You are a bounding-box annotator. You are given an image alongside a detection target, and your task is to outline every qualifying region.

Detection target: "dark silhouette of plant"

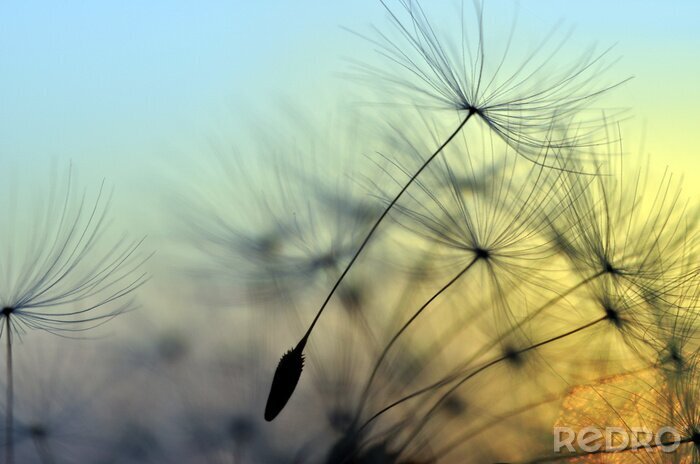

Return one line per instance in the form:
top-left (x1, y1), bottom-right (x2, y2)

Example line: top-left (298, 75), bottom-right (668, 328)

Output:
top-left (0, 167), bottom-right (147, 464)
top-left (151, 2), bottom-right (699, 463)
top-left (264, 0), bottom-right (629, 423)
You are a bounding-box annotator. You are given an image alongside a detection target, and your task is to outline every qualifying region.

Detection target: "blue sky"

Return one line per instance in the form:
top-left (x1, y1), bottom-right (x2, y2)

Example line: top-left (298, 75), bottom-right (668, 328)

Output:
top-left (1, 1), bottom-right (698, 187)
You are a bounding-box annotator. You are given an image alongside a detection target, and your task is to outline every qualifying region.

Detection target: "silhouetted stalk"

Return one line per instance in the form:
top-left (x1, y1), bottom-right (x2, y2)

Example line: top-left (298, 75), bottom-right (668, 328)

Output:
top-left (429, 367), bottom-right (654, 460)
top-left (395, 316), bottom-right (608, 458)
top-left (5, 316), bottom-right (13, 464)
top-left (265, 111), bottom-right (476, 421)
top-left (443, 270), bottom-right (608, 377)
top-left (358, 271), bottom-right (606, 431)
top-left (431, 393), bottom-right (563, 460)
top-left (353, 255), bottom-right (481, 423)
top-left (351, 251), bottom-right (440, 364)
top-left (301, 110), bottom-right (476, 342)
top-left (353, 392), bottom-right (565, 464)
top-left (383, 246), bottom-right (443, 341)
top-left (376, 279), bottom-right (493, 411)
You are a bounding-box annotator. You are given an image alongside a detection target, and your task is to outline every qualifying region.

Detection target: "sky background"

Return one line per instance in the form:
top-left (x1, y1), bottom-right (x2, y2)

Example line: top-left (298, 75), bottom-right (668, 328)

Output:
top-left (0, 0), bottom-right (698, 222)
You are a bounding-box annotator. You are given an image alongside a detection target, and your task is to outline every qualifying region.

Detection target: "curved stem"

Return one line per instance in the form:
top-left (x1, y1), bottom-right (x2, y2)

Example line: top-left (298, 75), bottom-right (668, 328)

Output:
top-left (432, 395), bottom-right (561, 461)
top-left (353, 255), bottom-right (480, 424)
top-left (300, 111), bottom-right (475, 345)
top-left (5, 316), bottom-right (13, 464)
top-left (433, 367), bottom-right (652, 461)
top-left (396, 316), bottom-right (608, 459)
top-left (358, 271), bottom-right (604, 431)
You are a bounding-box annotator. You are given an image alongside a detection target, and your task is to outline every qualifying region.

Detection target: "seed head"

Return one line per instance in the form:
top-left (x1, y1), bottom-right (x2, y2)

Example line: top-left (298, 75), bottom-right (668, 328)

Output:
top-left (264, 342), bottom-right (305, 421)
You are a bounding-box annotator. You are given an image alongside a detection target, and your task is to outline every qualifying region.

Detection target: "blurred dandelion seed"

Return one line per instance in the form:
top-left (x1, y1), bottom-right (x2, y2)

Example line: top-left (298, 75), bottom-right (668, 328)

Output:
top-left (0, 166), bottom-right (148, 464)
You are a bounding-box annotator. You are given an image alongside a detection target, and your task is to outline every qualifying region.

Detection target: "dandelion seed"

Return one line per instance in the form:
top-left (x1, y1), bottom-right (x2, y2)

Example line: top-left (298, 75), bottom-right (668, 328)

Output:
top-left (264, 0), bottom-right (632, 421)
top-left (185, 121), bottom-right (379, 305)
top-left (351, 0), bottom-right (628, 161)
top-left (264, 342), bottom-right (305, 422)
top-left (0, 166), bottom-right (148, 464)
top-left (548, 146), bottom-right (696, 299)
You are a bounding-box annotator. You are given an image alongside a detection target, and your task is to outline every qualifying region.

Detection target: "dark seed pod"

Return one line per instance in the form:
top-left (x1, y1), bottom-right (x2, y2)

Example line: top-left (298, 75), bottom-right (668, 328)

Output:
top-left (264, 341), bottom-right (305, 421)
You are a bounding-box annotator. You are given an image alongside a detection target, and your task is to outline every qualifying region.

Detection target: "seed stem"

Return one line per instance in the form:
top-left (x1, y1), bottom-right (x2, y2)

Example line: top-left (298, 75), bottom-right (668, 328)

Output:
top-left (358, 271), bottom-right (605, 431)
top-left (302, 111), bottom-right (475, 342)
top-left (353, 255), bottom-right (480, 423)
top-left (394, 316), bottom-right (608, 458)
top-left (5, 315), bottom-right (14, 464)
top-left (265, 112), bottom-right (475, 421)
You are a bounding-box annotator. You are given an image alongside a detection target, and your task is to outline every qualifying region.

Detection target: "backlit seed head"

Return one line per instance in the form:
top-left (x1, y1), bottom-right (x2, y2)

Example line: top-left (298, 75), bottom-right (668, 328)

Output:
top-left (264, 343), bottom-right (305, 422)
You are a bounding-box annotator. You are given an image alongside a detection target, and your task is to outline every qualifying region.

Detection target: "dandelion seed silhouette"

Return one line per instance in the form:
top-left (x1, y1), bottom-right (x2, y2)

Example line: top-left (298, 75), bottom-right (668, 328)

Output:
top-left (264, 341), bottom-right (305, 421)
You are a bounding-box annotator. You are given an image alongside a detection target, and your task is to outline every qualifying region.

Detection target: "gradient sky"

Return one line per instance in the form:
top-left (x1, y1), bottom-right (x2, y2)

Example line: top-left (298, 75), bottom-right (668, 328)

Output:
top-left (1, 0), bottom-right (698, 201)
